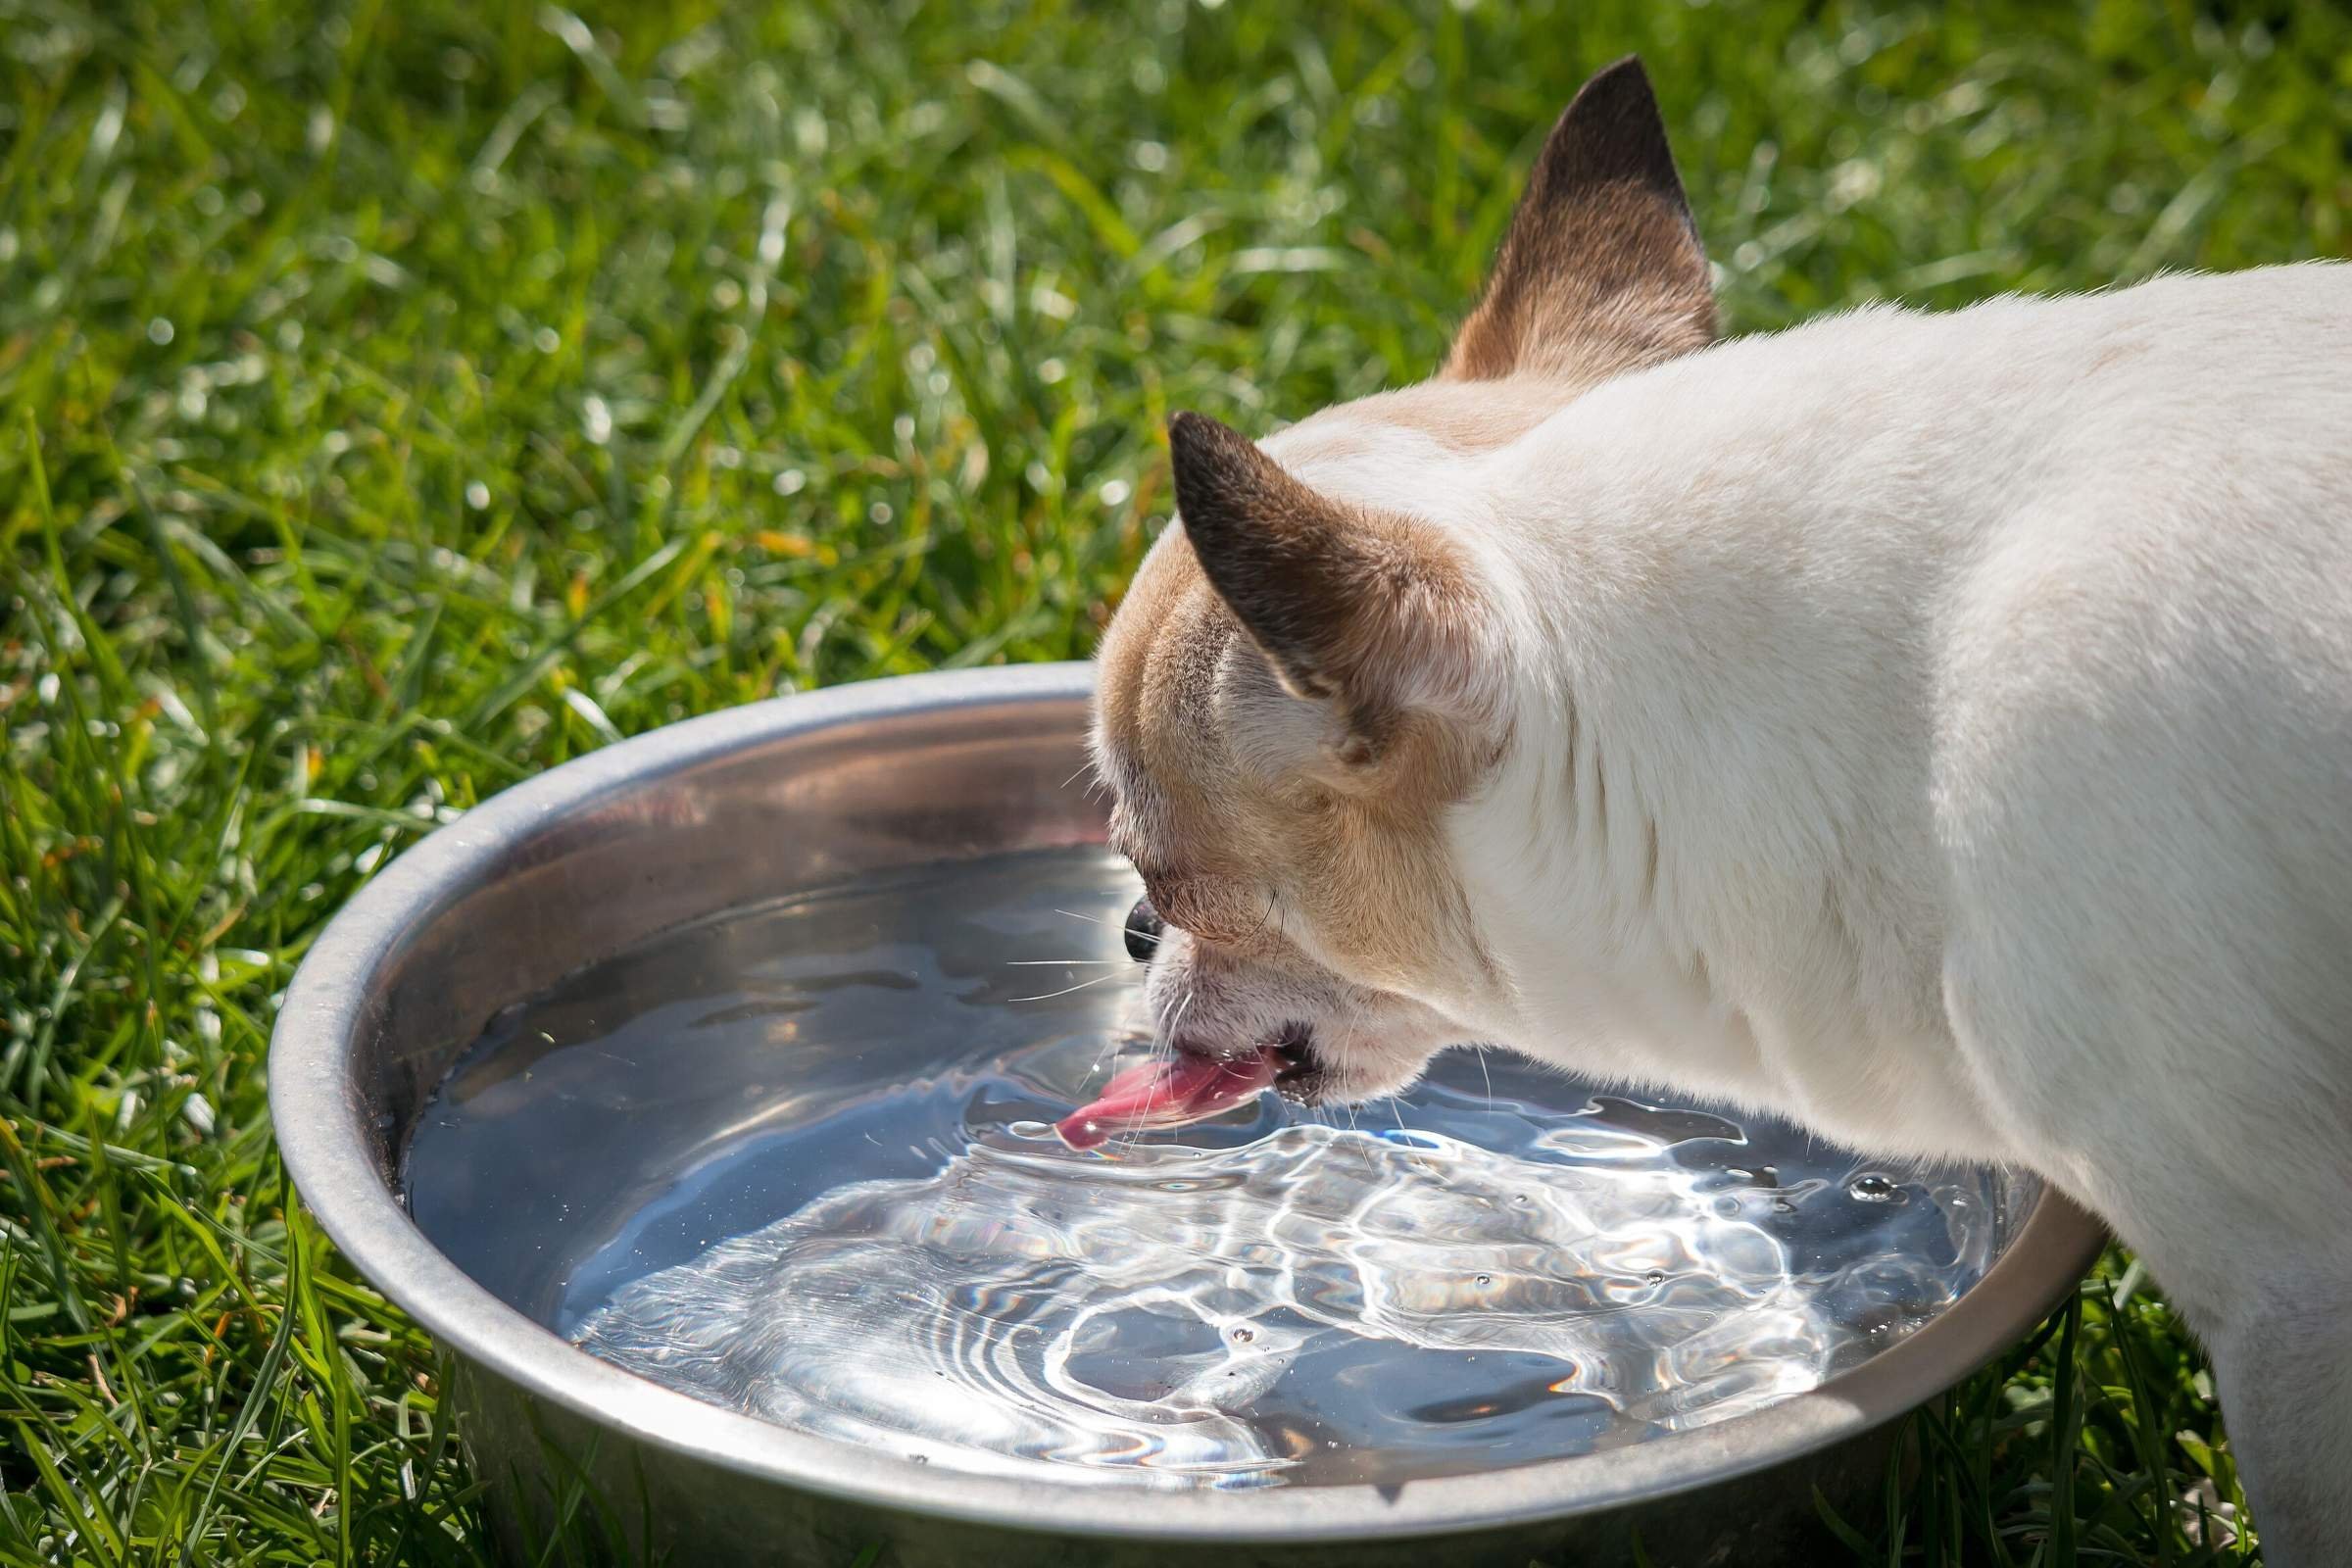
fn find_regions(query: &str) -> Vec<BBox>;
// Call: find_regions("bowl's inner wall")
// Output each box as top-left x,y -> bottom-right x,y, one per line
360,697 -> 1099,1180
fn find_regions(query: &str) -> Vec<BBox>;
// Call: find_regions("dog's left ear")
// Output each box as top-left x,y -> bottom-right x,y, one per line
1444,56 -> 1713,383
1168,411 -> 1490,769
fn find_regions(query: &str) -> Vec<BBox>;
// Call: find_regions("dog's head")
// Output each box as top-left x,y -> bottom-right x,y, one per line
1092,58 -> 1715,1104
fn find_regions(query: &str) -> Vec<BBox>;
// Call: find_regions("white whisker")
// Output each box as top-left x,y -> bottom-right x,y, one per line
1009,972 -> 1140,1004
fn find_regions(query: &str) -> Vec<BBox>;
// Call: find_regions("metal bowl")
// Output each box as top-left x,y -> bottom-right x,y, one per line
270,663 -> 2104,1568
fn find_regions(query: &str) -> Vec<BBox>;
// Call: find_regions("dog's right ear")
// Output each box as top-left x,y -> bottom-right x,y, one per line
1167,411 -> 1492,772
1444,56 -> 1713,383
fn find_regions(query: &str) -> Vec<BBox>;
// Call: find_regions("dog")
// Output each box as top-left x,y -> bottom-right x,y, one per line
1084,56 -> 2351,1561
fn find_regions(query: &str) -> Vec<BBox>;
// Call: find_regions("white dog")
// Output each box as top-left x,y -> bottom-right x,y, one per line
1077,57 -> 2351,1561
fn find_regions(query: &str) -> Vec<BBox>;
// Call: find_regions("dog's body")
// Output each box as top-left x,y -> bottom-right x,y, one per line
1428,270 -> 2352,1554
1093,60 -> 2352,1559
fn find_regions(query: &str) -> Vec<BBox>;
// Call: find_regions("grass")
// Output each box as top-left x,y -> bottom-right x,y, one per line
2,0 -> 2345,1560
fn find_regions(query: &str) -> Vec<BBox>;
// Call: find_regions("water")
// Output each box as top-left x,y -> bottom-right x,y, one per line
404,846 -> 2025,1491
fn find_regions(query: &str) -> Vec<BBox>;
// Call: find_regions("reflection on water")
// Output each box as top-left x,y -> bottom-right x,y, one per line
405,848 -> 2023,1490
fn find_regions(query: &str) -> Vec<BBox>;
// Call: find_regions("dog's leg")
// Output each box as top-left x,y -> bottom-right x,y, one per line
1935,528 -> 2352,1560
2204,1262 -> 2352,1568
1947,958 -> 2352,1564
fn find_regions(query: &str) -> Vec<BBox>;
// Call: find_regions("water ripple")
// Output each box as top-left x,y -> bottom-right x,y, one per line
576,1104 -> 2002,1489
405,847 -> 2018,1492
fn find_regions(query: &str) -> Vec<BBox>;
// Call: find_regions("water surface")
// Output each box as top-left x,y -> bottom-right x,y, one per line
404,847 -> 2023,1489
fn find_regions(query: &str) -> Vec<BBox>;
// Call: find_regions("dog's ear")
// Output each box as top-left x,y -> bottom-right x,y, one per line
1444,56 -> 1713,383
1167,411 -> 1489,768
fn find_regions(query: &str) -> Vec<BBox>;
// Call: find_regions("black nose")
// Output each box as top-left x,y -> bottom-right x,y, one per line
1123,896 -> 1164,962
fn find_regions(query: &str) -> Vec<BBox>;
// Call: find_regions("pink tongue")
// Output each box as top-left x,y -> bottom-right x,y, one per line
1055,1051 -> 1278,1151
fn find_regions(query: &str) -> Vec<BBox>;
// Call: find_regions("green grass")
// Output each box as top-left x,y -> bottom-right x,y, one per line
2,0 -> 2345,1560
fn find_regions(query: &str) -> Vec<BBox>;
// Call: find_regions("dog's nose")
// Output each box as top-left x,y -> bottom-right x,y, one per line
1123,896 -> 1164,963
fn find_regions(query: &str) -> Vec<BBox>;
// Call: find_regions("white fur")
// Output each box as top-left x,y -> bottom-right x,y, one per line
1230,265 -> 2352,1559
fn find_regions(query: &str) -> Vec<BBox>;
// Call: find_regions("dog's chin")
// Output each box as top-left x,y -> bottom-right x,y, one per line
1267,1034 -> 1435,1108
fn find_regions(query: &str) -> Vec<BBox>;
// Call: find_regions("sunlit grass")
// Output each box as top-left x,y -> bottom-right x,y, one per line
5,0 -> 2345,1559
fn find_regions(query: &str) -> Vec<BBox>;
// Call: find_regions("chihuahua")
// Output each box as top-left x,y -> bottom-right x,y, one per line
1077,57 -> 2351,1561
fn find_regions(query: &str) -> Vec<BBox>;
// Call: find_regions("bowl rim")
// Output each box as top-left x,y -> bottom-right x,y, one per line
270,662 -> 2108,1544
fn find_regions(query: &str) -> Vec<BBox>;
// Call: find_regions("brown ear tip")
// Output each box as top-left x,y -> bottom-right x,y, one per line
1167,412 -> 1243,528
1168,410 -> 1230,448
1169,412 -> 1254,481
1575,54 -> 1659,109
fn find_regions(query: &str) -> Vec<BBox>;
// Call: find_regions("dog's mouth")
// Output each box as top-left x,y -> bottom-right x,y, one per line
1267,1023 -> 1323,1101
1054,1027 -> 1322,1150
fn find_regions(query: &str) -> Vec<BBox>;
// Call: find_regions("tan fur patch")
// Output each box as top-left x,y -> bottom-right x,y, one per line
1276,376 -> 1577,460
1096,511 -> 1498,1001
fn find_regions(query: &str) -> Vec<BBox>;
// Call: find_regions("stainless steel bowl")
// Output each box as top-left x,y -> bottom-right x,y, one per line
270,663 -> 2105,1567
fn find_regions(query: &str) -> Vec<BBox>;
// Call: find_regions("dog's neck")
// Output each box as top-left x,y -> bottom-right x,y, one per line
1433,305 -> 2058,1164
